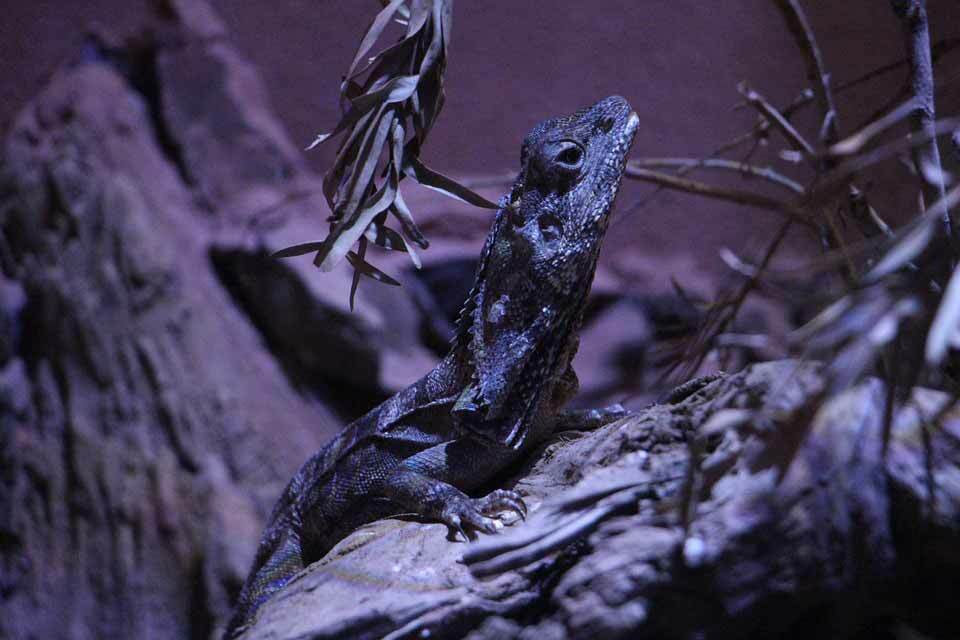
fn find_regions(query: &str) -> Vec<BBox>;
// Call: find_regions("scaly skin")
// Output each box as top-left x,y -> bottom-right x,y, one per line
224,96 -> 639,638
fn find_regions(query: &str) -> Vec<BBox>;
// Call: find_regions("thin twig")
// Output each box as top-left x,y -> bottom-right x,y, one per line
738,82 -> 818,161
835,35 -> 960,94
827,98 -> 917,158
891,0 -> 953,252
808,117 -> 960,210
729,35 -> 960,124
848,185 -> 894,239
614,130 -> 760,224
674,219 -> 794,382
624,167 -> 813,228
772,0 -> 840,145
629,158 -> 804,194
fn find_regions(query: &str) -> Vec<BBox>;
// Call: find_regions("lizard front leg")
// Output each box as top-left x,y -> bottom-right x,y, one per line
549,358 -> 632,434
553,404 -> 631,434
377,436 -> 527,539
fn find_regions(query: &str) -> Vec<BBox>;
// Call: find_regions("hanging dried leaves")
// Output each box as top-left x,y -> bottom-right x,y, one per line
277,0 -> 497,308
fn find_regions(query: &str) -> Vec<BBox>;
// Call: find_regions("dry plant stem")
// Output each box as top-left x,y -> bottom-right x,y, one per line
809,117 -> 960,210
677,219 -> 794,381
629,158 -> 804,194
828,98 -> 919,159
615,130 -> 759,222
733,35 -> 960,127
624,167 -> 813,229
772,0 -> 840,145
891,0 -> 952,248
835,36 -> 960,94
738,83 -> 817,162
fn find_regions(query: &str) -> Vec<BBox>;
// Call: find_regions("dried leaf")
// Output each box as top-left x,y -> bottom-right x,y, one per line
314,110 -> 398,270
308,76 -> 419,152
347,0 -> 408,81
364,220 -> 422,269
323,107 -> 378,205
827,98 -> 916,157
271,241 -> 325,259
300,1 -> 480,290
346,249 -> 402,286
405,238 -> 422,269
348,236 -> 367,311
926,262 -> 960,365
403,155 -> 498,209
316,171 -> 398,271
865,218 -> 934,282
405,0 -> 431,37
418,1 -> 445,76
365,221 -> 405,251
390,188 -> 428,249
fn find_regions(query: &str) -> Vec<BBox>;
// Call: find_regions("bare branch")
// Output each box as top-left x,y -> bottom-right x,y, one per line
672,219 -> 794,382
835,35 -> 960,94
827,98 -> 917,158
891,0 -> 953,248
629,158 -> 804,194
738,82 -> 818,161
772,0 -> 840,145
624,166 -> 813,228
848,185 -> 894,239
808,117 -> 960,209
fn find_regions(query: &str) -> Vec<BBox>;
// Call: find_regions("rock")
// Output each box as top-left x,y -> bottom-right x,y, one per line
408,256 -> 479,352
209,246 -> 384,413
0,277 -> 25,365
239,361 -> 960,640
0,3 -> 347,638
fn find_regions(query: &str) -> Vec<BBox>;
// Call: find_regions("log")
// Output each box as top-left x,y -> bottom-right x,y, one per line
240,361 -> 960,640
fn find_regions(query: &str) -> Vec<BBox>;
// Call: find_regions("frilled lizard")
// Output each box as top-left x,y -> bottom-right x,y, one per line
225,96 -> 640,638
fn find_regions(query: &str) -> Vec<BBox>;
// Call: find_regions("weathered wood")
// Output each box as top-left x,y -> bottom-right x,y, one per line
241,361 -> 960,640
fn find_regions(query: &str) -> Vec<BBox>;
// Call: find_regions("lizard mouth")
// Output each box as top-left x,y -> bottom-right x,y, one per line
626,111 -> 639,137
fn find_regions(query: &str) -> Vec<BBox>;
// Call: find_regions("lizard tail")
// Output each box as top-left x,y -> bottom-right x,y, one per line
223,530 -> 305,639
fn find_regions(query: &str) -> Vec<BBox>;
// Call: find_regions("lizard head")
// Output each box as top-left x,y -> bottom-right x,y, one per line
501,95 -> 639,289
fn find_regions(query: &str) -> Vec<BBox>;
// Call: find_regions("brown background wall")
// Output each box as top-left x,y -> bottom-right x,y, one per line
3,1 -> 958,287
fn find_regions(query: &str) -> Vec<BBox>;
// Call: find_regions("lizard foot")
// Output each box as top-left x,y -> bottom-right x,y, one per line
442,489 -> 527,540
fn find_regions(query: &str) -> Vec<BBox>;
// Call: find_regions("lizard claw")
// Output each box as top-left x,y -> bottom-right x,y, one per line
447,514 -> 470,542
477,489 -> 527,521
440,489 -> 528,539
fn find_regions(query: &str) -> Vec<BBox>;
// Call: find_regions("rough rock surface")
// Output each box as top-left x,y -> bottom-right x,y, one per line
0,3 -> 408,638
239,361 -> 960,640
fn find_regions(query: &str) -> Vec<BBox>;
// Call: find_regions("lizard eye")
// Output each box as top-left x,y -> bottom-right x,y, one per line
555,143 -> 583,170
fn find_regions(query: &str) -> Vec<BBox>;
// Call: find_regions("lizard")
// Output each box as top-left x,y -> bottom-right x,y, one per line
224,95 -> 640,638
